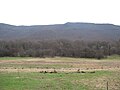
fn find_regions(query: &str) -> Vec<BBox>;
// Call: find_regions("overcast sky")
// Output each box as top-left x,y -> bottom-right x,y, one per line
0,0 -> 120,25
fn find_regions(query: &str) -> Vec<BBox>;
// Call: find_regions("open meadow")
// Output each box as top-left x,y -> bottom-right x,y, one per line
0,56 -> 120,90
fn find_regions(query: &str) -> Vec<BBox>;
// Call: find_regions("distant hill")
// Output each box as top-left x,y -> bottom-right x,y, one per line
0,22 -> 120,41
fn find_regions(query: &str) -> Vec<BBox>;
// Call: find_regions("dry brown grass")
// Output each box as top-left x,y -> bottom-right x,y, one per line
0,57 -> 120,73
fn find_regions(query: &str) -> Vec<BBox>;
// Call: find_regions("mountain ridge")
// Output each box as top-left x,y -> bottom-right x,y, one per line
0,22 -> 120,41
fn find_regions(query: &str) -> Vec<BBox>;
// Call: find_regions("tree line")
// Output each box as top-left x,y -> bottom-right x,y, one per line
0,40 -> 120,59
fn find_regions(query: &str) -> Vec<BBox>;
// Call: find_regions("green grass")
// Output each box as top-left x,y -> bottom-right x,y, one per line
0,57 -> 32,60
0,56 -> 120,90
106,55 -> 120,60
0,71 -> 116,90
0,54 -> 120,61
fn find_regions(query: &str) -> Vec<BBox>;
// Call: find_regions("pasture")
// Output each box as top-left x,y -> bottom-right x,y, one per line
0,56 -> 120,90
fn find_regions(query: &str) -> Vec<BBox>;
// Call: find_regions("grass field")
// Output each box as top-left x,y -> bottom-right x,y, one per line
0,56 -> 120,90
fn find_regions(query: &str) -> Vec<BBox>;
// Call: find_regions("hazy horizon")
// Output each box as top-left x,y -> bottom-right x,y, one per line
0,22 -> 120,26
0,0 -> 120,25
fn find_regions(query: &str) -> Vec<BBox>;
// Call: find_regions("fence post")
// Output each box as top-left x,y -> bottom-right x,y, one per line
107,81 -> 108,90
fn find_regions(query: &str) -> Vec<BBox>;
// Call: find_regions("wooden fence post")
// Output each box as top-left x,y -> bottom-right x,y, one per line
107,81 -> 108,90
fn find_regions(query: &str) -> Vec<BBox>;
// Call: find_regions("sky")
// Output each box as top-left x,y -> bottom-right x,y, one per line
0,0 -> 120,25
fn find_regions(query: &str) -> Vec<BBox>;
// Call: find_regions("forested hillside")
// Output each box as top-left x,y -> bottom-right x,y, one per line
0,22 -> 120,58
0,22 -> 120,41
